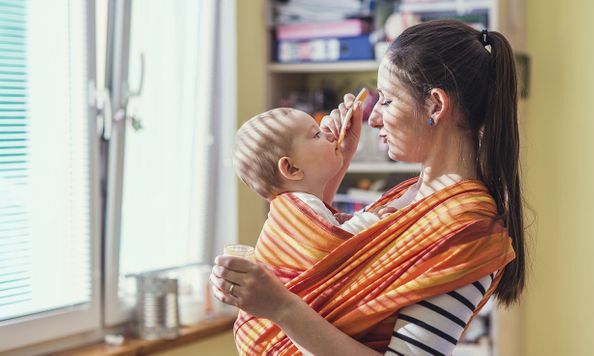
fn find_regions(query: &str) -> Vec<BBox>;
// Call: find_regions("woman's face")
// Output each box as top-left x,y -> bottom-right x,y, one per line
369,57 -> 432,163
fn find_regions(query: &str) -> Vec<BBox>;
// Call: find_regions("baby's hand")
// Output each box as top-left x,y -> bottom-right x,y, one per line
334,212 -> 353,224
367,205 -> 397,219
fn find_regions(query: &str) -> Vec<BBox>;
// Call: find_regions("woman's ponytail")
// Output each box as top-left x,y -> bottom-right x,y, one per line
479,31 -> 525,306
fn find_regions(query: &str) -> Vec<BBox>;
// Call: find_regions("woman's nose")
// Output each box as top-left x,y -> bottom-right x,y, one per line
368,106 -> 383,128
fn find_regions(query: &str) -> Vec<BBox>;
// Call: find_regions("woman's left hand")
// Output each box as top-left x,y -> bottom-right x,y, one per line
210,255 -> 296,321
367,205 -> 398,219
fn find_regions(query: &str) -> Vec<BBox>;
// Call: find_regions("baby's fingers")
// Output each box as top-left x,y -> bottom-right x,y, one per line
338,102 -> 348,119
320,113 -> 340,139
378,207 -> 398,215
343,93 -> 356,109
378,207 -> 398,219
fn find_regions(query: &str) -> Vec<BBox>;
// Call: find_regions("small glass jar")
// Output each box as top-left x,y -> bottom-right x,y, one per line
223,244 -> 255,261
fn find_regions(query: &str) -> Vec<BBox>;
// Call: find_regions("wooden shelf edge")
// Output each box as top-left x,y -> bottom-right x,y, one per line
400,0 -> 493,13
56,316 -> 236,356
347,161 -> 422,174
269,60 -> 380,73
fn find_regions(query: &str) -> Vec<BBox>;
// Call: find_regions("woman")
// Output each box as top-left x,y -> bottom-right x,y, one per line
211,20 -> 526,355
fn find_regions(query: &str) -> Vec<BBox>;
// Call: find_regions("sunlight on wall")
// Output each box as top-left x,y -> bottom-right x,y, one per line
236,0 -> 268,247
523,0 -> 594,355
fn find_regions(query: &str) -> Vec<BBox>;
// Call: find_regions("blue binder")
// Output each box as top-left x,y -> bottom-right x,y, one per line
276,35 -> 374,63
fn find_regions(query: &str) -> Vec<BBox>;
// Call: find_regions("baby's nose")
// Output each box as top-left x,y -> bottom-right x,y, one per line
325,132 -> 336,142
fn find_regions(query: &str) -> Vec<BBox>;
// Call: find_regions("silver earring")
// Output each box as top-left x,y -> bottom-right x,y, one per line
427,117 -> 435,126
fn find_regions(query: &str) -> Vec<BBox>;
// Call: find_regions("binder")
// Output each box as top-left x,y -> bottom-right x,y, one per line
277,35 -> 373,63
276,19 -> 371,41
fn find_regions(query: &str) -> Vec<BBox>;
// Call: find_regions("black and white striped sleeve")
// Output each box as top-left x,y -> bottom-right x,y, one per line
385,273 -> 495,356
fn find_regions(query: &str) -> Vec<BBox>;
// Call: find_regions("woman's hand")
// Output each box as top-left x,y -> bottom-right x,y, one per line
212,257 -> 381,356
367,205 -> 398,219
210,255 -> 296,321
320,93 -> 363,161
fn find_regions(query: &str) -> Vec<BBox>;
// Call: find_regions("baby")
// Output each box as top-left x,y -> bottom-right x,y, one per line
233,108 -> 393,235
232,108 -> 395,354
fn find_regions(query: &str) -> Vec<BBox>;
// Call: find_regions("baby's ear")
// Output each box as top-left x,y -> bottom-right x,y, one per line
278,156 -> 304,181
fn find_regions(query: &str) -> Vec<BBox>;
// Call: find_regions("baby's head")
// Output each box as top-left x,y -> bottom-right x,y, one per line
233,108 -> 343,200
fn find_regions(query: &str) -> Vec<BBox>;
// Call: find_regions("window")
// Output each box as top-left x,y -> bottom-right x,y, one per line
102,0 -> 238,327
0,0 -> 101,351
0,0 -> 236,351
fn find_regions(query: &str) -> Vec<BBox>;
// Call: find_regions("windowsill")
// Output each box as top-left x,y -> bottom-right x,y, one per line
55,316 -> 235,355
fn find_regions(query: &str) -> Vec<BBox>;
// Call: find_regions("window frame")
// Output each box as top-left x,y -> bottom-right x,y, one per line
102,0 -> 133,326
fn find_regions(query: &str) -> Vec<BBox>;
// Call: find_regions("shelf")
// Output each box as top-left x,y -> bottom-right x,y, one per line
347,161 -> 421,174
56,316 -> 235,356
269,61 -> 380,73
400,0 -> 493,14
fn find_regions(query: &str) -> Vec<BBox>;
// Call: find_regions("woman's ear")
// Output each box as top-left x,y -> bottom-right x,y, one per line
427,88 -> 450,125
278,156 -> 304,181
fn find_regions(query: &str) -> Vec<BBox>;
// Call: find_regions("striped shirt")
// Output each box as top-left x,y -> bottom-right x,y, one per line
385,273 -> 494,356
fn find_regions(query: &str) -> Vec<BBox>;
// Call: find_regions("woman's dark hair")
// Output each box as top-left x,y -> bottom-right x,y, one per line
387,19 -> 525,306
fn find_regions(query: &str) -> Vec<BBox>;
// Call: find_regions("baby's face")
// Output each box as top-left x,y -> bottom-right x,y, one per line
284,110 -> 344,182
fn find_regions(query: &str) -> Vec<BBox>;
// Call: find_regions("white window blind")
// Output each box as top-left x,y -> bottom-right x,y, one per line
0,0 -> 30,317
0,0 -> 99,351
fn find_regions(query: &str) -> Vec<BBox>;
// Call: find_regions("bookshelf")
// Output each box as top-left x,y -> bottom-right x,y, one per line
264,1 -> 525,355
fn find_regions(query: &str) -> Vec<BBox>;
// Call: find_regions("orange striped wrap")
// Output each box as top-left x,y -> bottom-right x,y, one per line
234,179 -> 516,355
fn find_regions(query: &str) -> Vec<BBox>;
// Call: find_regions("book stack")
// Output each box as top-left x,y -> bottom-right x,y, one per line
276,19 -> 374,63
273,0 -> 371,24
272,0 -> 375,63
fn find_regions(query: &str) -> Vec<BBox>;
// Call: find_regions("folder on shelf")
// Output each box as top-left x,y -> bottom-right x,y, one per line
276,19 -> 371,41
276,35 -> 374,63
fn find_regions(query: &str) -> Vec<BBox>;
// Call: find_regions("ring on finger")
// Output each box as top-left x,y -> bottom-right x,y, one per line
229,283 -> 237,297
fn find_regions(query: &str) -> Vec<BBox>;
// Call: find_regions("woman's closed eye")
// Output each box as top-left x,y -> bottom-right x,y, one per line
377,89 -> 391,106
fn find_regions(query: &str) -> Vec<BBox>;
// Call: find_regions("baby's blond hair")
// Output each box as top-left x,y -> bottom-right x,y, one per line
233,108 -> 296,200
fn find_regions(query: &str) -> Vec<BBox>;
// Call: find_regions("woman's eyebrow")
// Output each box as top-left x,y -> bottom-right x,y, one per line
378,88 -> 395,99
